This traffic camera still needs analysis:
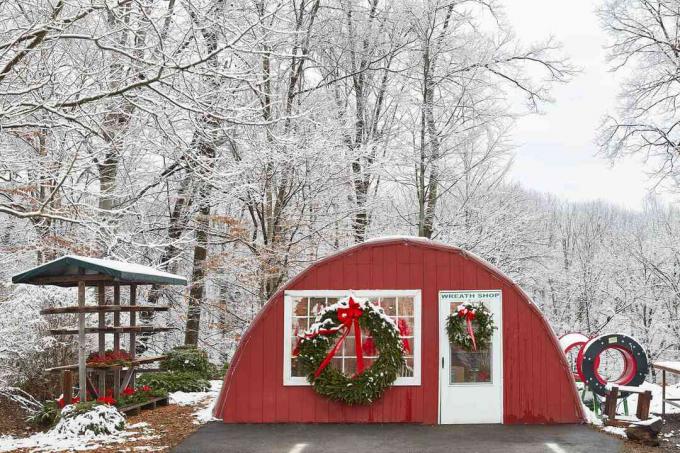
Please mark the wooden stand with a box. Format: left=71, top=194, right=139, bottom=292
left=44, top=283, right=170, bottom=401
left=12, top=255, right=186, bottom=407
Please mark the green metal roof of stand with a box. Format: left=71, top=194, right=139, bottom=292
left=11, top=255, right=187, bottom=286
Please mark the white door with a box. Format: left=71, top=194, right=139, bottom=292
left=439, top=290, right=503, bottom=424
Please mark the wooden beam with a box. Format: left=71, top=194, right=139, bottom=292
left=130, top=284, right=137, bottom=388
left=97, top=284, right=106, bottom=397
left=636, top=390, right=652, bottom=420
left=50, top=326, right=172, bottom=335
left=652, top=361, right=680, bottom=374
left=86, top=375, right=99, bottom=399
left=62, top=370, right=73, bottom=405
left=46, top=355, right=167, bottom=372
left=113, top=285, right=121, bottom=351
left=40, top=305, right=169, bottom=315
left=77, top=281, right=86, bottom=401
left=604, top=386, right=618, bottom=421
left=28, top=275, right=116, bottom=285
left=113, top=284, right=120, bottom=399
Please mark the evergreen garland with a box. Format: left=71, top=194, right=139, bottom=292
left=446, top=302, right=496, bottom=351
left=296, top=298, right=404, bottom=405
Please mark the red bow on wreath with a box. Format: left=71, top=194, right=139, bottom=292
left=457, top=304, right=478, bottom=351
left=296, top=296, right=366, bottom=378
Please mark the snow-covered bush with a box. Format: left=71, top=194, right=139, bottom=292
left=0, top=285, right=77, bottom=396
left=52, top=403, right=125, bottom=436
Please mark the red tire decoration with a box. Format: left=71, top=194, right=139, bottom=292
left=578, top=334, right=648, bottom=397
left=559, top=333, right=590, bottom=382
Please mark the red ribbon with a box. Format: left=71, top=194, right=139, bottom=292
left=295, top=297, right=366, bottom=378
left=458, top=305, right=477, bottom=351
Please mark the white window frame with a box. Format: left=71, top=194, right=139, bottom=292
left=283, top=289, right=422, bottom=386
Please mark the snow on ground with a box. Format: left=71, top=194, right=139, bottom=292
left=0, top=421, right=157, bottom=452
left=0, top=380, right=223, bottom=452
left=581, top=381, right=680, bottom=439
left=628, top=381, right=680, bottom=415
left=169, top=380, right=221, bottom=424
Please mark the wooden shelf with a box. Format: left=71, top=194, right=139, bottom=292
left=40, top=305, right=169, bottom=315
left=50, top=326, right=171, bottom=335
left=119, top=395, right=169, bottom=415
left=46, top=355, right=167, bottom=372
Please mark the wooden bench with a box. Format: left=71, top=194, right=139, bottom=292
left=603, top=384, right=652, bottom=427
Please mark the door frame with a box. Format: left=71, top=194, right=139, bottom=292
left=437, top=290, right=504, bottom=424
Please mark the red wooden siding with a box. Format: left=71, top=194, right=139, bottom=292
left=213, top=238, right=584, bottom=424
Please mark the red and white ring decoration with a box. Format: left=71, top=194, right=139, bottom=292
left=576, top=333, right=648, bottom=397
left=558, top=332, right=591, bottom=382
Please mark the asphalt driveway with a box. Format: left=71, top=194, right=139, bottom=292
left=171, top=423, right=622, bottom=453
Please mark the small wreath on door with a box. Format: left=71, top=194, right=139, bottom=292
left=446, top=302, right=496, bottom=352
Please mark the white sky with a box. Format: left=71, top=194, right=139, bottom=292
left=503, top=0, right=664, bottom=210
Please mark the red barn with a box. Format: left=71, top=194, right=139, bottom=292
left=213, top=237, right=584, bottom=424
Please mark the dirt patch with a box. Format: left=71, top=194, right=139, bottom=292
left=615, top=414, right=680, bottom=453
left=0, top=396, right=40, bottom=437
left=97, top=402, right=206, bottom=452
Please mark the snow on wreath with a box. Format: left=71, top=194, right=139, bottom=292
left=293, top=295, right=405, bottom=405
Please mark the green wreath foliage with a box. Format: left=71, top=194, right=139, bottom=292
left=446, top=302, right=496, bottom=351
left=296, top=299, right=404, bottom=405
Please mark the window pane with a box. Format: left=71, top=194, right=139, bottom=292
left=398, top=297, right=414, bottom=316
left=344, top=358, right=356, bottom=376
left=400, top=356, right=415, bottom=377
left=291, top=357, right=305, bottom=377
left=381, top=297, right=397, bottom=316
left=448, top=301, right=491, bottom=384
left=450, top=346, right=492, bottom=384
left=292, top=317, right=308, bottom=335
left=293, top=297, right=309, bottom=316
left=342, top=336, right=356, bottom=356
left=310, top=297, right=326, bottom=316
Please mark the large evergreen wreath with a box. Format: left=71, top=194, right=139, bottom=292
left=446, top=302, right=496, bottom=351
left=295, top=296, right=404, bottom=405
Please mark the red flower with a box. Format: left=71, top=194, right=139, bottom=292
left=140, top=385, right=152, bottom=392
left=57, top=396, right=80, bottom=408
left=122, top=386, right=135, bottom=396
left=96, top=396, right=116, bottom=405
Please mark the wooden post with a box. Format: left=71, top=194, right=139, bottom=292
left=77, top=281, right=87, bottom=401
left=636, top=390, right=652, bottom=420
left=62, top=370, right=73, bottom=405
left=605, top=386, right=619, bottom=421
left=129, top=284, right=137, bottom=388
left=662, top=370, right=666, bottom=417
left=113, top=284, right=121, bottom=398
left=97, top=284, right=106, bottom=398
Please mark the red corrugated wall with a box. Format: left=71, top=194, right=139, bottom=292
left=213, top=238, right=585, bottom=424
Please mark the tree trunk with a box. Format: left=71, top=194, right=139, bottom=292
left=184, top=203, right=210, bottom=346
